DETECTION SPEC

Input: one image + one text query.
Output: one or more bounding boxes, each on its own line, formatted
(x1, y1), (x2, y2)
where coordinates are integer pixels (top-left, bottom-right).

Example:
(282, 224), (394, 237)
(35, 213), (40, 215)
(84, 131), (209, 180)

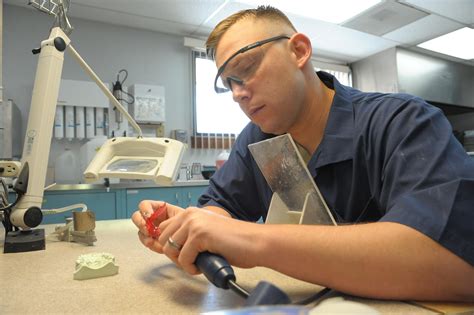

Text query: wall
(3, 4), (222, 183)
(351, 46), (474, 149)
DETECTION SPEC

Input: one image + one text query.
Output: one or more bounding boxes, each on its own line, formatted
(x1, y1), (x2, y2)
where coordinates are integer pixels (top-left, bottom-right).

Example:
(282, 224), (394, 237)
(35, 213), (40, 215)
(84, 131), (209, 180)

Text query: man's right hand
(131, 200), (185, 253)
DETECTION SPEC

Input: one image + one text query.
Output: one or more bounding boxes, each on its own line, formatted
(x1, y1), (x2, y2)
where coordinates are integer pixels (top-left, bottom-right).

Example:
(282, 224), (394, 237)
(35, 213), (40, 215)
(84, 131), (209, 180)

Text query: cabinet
(125, 185), (207, 218)
(40, 189), (123, 224)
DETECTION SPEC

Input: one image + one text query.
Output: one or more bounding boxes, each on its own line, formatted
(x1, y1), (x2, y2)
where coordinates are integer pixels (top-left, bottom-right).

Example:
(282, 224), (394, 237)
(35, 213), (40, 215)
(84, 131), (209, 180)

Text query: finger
(138, 231), (164, 254)
(138, 200), (166, 217)
(161, 225), (189, 267)
(132, 211), (150, 236)
(165, 203), (186, 217)
(131, 210), (145, 226)
(157, 212), (184, 248)
(178, 241), (200, 275)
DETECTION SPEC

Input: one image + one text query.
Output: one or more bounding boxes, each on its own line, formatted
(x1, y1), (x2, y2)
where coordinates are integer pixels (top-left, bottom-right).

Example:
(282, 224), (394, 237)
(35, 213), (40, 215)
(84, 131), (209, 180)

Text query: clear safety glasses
(213, 35), (290, 93)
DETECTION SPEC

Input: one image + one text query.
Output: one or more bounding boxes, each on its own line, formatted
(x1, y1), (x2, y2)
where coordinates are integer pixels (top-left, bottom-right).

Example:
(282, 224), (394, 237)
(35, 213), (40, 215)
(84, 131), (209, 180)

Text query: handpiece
(194, 252), (292, 305)
(195, 251), (236, 289)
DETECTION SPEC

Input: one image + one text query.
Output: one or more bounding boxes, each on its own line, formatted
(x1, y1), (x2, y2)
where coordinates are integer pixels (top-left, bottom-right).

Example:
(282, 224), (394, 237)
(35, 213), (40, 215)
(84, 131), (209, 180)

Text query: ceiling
(5, 0), (474, 65)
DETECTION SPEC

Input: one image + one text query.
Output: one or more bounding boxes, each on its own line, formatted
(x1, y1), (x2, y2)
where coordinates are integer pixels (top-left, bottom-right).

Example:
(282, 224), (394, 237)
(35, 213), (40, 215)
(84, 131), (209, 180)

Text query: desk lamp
(0, 0), (184, 253)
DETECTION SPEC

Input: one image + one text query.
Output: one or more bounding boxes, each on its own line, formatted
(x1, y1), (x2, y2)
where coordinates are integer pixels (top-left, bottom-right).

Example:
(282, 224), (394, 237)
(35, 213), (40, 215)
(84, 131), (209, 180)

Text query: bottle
(54, 105), (64, 139)
(75, 106), (85, 140)
(216, 150), (230, 169)
(65, 105), (75, 141)
(85, 107), (95, 139)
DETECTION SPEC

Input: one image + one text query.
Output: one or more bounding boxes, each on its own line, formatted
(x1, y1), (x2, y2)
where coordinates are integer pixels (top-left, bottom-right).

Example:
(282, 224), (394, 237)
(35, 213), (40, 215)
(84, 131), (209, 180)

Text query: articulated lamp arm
(10, 27), (144, 230)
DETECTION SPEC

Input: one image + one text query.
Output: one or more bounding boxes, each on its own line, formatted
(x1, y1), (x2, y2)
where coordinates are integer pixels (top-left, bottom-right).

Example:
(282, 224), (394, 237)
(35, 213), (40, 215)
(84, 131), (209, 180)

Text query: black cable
(117, 69), (128, 85)
(228, 279), (250, 299)
(228, 277), (330, 306)
(293, 287), (332, 305)
(114, 69), (134, 104)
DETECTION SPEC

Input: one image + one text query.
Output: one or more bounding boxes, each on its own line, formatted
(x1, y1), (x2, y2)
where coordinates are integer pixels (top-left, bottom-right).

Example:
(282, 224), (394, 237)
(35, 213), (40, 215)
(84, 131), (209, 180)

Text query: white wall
(4, 4), (215, 183)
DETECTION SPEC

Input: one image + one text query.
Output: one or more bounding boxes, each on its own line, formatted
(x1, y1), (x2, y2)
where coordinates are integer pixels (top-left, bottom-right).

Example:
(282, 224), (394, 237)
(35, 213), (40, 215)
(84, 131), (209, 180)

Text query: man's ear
(289, 33), (312, 69)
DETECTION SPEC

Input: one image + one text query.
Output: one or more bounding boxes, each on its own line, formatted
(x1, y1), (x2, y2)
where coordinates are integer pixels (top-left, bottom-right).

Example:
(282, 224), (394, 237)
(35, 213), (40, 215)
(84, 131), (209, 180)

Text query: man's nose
(231, 83), (250, 103)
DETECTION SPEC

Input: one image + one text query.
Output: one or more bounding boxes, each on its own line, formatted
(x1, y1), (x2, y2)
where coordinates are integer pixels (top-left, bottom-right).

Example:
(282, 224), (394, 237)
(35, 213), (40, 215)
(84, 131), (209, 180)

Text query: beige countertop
(0, 220), (441, 314)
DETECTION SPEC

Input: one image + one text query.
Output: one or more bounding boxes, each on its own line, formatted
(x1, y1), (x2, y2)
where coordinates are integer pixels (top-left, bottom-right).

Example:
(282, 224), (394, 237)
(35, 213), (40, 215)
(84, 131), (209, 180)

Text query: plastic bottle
(85, 107), (95, 139)
(75, 106), (85, 140)
(216, 150), (230, 169)
(95, 107), (105, 136)
(65, 105), (75, 140)
(55, 149), (78, 184)
(54, 105), (64, 139)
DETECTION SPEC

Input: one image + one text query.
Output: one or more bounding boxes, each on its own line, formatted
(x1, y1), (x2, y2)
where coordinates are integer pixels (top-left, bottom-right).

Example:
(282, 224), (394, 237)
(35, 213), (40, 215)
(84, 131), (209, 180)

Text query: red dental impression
(146, 203), (167, 238)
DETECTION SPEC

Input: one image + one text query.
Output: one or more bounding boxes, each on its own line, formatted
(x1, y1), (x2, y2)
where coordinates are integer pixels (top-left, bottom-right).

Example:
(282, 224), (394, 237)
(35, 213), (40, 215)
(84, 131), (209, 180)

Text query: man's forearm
(203, 205), (232, 218)
(256, 222), (474, 302)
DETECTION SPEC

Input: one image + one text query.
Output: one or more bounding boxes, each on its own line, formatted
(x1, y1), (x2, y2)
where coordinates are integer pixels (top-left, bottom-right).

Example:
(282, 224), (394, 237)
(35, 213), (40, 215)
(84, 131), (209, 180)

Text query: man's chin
(256, 122), (285, 136)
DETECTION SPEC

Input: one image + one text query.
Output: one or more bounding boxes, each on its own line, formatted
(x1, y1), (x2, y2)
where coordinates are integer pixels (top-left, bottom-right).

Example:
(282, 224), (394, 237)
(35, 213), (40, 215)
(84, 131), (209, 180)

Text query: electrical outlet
(156, 123), (165, 137)
(0, 161), (21, 177)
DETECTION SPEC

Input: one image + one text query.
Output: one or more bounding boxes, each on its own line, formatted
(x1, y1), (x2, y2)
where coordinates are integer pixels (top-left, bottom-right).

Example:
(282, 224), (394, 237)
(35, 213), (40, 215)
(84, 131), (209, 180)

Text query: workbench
(0, 220), (455, 314)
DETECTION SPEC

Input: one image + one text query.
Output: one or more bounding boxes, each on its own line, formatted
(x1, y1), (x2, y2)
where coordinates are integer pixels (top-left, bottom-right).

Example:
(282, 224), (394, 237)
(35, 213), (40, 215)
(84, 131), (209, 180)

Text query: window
(192, 51), (352, 146)
(312, 59), (352, 87)
(193, 51), (249, 137)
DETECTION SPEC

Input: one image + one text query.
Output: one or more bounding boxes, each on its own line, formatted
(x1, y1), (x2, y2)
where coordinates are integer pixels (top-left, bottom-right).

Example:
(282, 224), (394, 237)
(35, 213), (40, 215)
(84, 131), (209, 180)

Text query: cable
(117, 69), (128, 85)
(228, 279), (250, 299)
(114, 69), (134, 104)
(42, 203), (88, 215)
(293, 287), (332, 305)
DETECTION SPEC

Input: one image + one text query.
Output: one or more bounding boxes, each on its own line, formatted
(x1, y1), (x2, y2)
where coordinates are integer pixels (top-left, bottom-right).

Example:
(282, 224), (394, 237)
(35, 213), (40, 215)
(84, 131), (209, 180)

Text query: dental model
(73, 252), (119, 280)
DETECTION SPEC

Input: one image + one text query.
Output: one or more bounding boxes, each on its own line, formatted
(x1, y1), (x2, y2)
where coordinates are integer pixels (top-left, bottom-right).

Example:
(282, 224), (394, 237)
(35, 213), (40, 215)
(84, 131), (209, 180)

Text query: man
(132, 6), (474, 301)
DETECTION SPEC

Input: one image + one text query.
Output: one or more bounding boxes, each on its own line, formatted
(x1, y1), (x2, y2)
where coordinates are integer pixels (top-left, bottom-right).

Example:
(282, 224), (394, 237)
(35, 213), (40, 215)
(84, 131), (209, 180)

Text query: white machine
(0, 0), (185, 253)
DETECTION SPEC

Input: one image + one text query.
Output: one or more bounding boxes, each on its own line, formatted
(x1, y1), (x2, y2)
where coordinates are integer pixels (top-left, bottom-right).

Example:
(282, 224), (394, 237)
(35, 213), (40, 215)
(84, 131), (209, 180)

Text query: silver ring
(167, 237), (183, 251)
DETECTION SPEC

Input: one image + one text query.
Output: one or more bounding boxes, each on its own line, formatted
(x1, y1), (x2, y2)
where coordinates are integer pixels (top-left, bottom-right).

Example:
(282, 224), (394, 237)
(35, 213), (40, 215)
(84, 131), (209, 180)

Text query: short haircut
(205, 5), (297, 59)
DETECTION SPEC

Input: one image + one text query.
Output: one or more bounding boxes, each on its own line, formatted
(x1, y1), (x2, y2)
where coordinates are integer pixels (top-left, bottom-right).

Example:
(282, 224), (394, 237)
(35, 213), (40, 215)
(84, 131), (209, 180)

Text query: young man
(132, 6), (474, 301)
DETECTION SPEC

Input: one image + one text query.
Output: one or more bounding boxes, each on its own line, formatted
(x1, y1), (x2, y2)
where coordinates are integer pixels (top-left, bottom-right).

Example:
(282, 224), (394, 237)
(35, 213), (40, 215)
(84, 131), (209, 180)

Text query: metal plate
(248, 134), (336, 225)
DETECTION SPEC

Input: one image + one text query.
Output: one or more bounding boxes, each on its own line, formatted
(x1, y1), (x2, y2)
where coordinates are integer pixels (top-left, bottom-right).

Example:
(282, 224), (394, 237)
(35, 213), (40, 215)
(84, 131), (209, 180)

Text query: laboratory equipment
(1, 0), (184, 253)
(84, 137), (184, 185)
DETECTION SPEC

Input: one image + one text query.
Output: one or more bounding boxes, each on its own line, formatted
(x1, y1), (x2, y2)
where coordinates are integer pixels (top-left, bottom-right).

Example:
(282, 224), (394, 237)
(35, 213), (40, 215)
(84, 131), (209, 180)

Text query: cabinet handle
(188, 192), (192, 200)
(175, 193), (179, 203)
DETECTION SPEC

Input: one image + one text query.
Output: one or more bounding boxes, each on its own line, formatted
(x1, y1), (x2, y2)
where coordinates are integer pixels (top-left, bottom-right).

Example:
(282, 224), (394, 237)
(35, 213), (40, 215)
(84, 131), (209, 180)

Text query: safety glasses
(213, 35), (290, 93)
